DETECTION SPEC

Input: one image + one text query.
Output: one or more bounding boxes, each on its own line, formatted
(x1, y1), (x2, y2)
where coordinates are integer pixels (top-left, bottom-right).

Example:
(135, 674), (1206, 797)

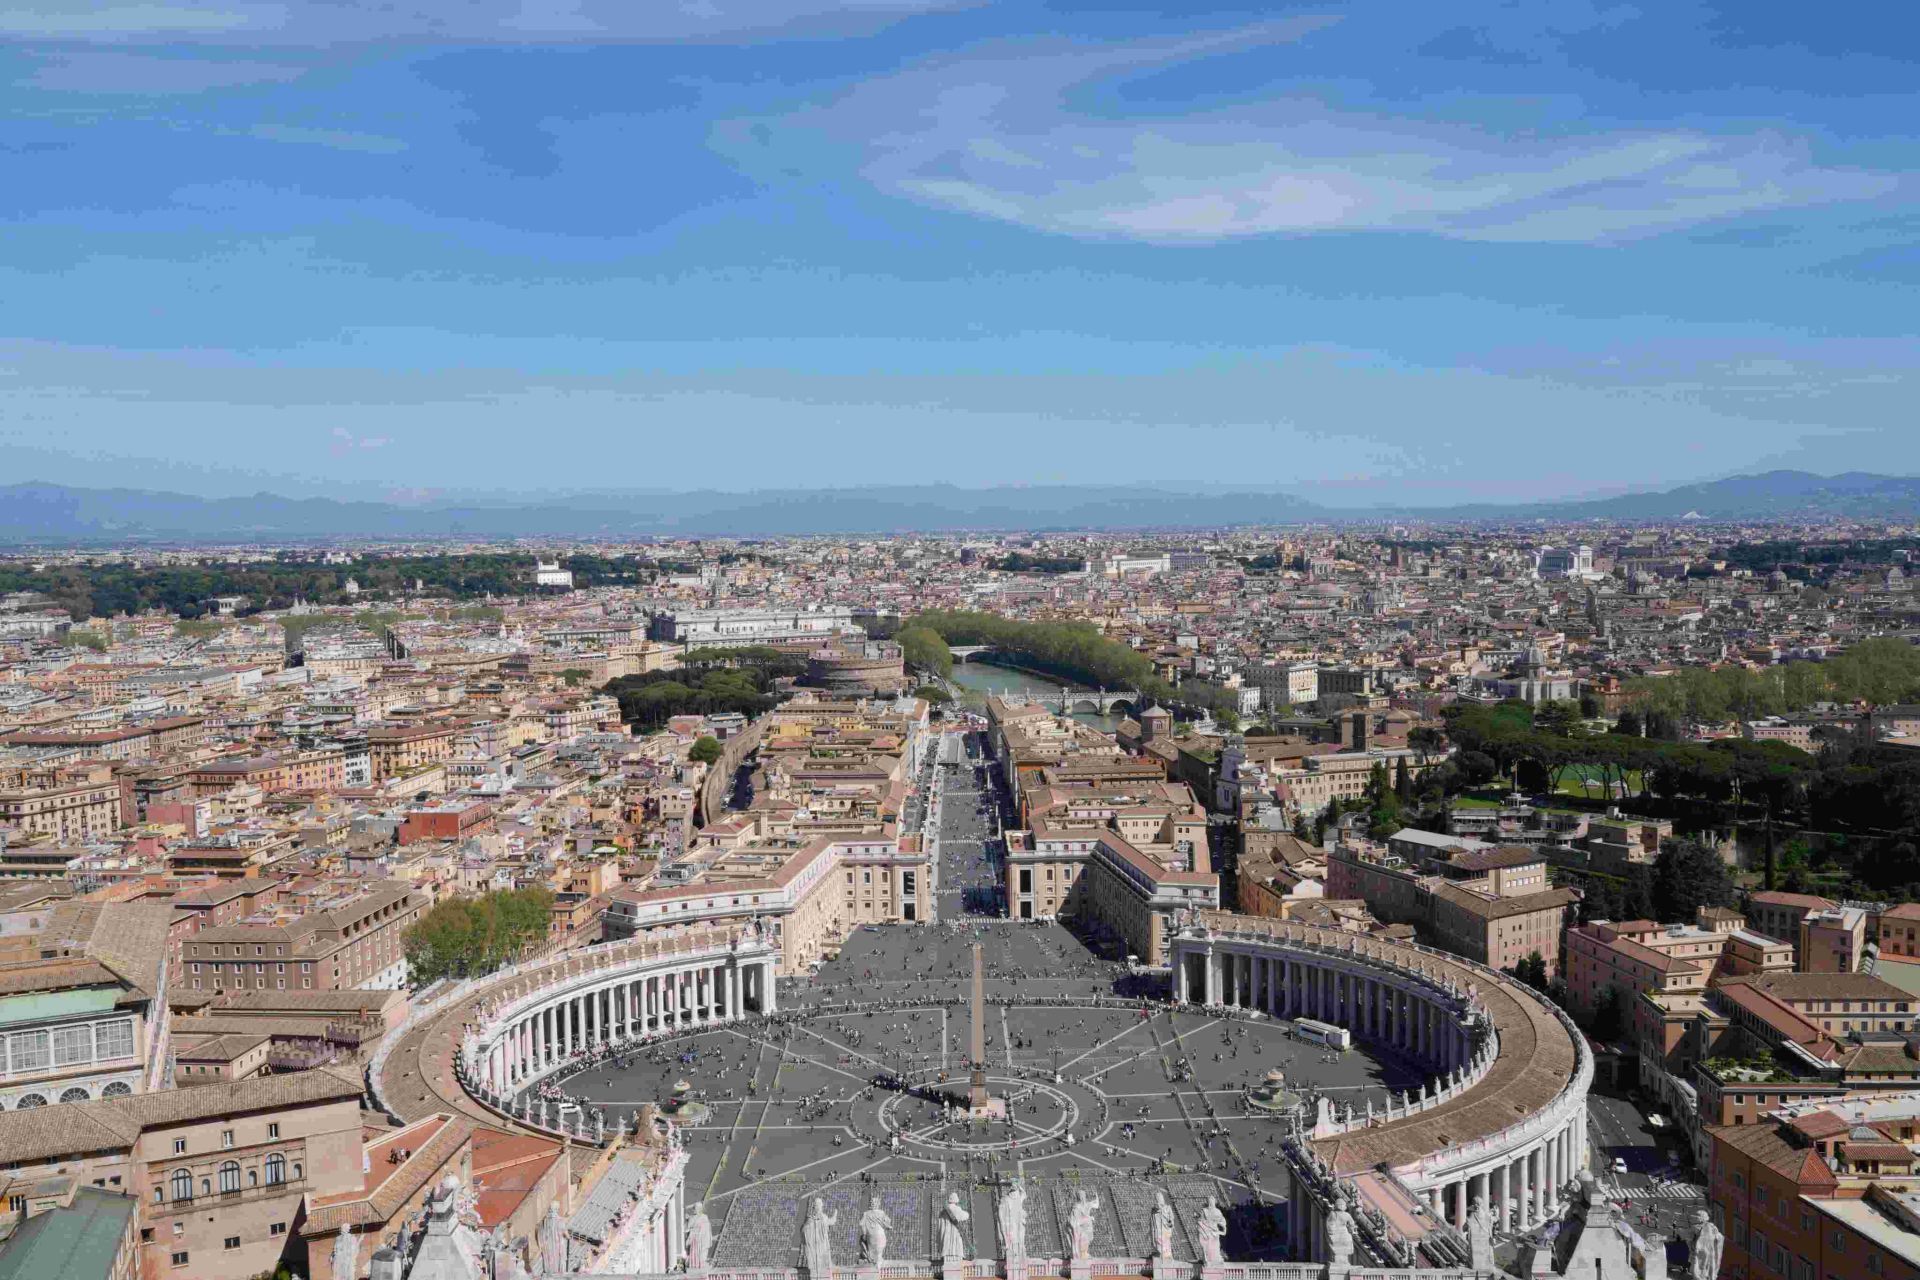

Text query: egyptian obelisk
(968, 942), (992, 1114)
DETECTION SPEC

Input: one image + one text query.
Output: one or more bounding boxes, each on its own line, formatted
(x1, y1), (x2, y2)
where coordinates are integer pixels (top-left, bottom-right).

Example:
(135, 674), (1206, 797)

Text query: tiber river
(944, 658), (1129, 733)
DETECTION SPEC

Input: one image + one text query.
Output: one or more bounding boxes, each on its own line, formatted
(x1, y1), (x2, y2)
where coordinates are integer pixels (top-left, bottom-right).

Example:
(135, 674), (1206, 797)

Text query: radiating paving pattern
(534, 920), (1429, 1265)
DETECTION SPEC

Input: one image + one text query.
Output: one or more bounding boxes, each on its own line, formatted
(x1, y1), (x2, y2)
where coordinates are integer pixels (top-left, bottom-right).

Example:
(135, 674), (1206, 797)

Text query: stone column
(1546, 1132), (1560, 1212)
(1203, 947), (1219, 1005)
(1531, 1145), (1546, 1222)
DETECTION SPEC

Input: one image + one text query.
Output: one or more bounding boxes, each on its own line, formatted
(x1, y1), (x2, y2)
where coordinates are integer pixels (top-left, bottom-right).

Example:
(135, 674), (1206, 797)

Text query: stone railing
(557, 1262), (1453, 1280)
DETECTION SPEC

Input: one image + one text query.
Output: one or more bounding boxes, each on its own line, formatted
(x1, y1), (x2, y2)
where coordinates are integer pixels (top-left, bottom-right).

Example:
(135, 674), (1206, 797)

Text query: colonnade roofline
(374, 923), (780, 1135)
(473, 928), (779, 1041)
(1170, 910), (1589, 1181)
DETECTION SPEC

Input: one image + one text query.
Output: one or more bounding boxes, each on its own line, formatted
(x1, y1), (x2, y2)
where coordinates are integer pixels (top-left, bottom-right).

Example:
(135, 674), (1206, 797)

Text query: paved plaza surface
(525, 920), (1428, 1266)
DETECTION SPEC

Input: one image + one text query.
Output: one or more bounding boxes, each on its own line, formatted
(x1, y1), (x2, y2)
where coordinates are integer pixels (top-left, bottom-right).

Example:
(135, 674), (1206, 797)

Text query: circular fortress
(805, 640), (910, 696)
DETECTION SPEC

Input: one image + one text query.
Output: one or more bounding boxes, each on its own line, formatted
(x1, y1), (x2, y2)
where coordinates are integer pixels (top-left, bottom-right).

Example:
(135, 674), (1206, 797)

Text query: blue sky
(2, 0), (1918, 507)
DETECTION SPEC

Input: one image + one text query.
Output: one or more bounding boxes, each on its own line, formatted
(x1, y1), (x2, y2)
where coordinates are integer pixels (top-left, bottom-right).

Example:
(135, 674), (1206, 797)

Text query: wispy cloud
(0, 0), (965, 45)
(724, 19), (1906, 245)
(20, 50), (306, 94)
(250, 123), (407, 154)
(330, 427), (392, 453)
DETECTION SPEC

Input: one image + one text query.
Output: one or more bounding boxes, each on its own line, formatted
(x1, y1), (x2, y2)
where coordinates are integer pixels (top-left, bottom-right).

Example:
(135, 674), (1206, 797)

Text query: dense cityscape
(0, 518), (1918, 1280)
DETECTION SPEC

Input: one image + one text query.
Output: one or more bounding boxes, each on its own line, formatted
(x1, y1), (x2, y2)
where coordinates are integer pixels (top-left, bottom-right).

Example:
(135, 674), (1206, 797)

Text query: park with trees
(605, 646), (805, 732)
(404, 886), (555, 985)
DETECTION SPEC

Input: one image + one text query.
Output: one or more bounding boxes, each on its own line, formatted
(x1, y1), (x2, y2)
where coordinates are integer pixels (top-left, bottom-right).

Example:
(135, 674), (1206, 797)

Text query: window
(171, 1252), (189, 1268)
(170, 1170), (191, 1202)
(224, 1236), (241, 1251)
(8, 1029), (49, 1074)
(270, 1223), (286, 1237)
(173, 1138), (187, 1155)
(267, 1122), (280, 1139)
(221, 1129), (234, 1149)
(264, 1154), (286, 1185)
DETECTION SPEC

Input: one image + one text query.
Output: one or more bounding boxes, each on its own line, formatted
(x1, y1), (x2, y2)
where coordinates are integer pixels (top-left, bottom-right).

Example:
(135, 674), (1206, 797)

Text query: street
(1584, 1083), (1707, 1245)
(932, 729), (1007, 920)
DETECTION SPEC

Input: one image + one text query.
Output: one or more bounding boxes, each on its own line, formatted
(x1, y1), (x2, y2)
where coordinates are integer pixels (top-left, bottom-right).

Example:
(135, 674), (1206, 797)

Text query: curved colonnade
(374, 926), (778, 1141)
(1168, 911), (1590, 1268)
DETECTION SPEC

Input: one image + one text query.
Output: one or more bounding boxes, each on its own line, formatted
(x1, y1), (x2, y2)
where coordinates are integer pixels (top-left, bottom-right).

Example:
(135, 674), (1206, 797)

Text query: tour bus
(1291, 1018), (1352, 1050)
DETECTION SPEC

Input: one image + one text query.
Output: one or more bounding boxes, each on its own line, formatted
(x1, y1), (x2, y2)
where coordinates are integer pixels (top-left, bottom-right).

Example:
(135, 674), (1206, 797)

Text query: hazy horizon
(6, 2), (1919, 501)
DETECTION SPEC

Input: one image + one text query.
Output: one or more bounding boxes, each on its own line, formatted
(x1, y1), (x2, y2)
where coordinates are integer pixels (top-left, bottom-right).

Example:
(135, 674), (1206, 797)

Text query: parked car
(1612, 1157), (1629, 1175)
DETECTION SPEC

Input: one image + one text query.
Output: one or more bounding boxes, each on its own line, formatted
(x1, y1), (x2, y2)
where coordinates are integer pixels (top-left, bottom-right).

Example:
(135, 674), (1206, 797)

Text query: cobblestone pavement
(536, 920), (1429, 1265)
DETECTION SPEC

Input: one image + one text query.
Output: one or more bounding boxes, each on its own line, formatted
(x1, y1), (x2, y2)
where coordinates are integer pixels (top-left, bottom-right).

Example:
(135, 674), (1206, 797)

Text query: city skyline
(5, 1), (1920, 501)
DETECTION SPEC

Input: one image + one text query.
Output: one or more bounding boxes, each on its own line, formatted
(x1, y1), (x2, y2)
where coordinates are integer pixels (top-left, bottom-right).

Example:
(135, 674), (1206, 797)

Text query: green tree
(67, 628), (107, 651)
(897, 626), (954, 679)
(688, 735), (724, 765)
(1592, 984), (1634, 1041)
(1508, 951), (1549, 990)
(1650, 838), (1736, 922)
(1408, 725), (1445, 764)
(1534, 700), (1581, 738)
(914, 684), (954, 705)
(404, 886), (554, 985)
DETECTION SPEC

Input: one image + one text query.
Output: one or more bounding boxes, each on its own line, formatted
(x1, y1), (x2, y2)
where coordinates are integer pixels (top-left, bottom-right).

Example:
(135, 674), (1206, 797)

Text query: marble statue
(1691, 1209), (1724, 1280)
(938, 1192), (970, 1261)
(686, 1202), (714, 1271)
(1195, 1196), (1227, 1267)
(860, 1197), (893, 1265)
(997, 1177), (1028, 1262)
(539, 1203), (567, 1276)
(1150, 1191), (1176, 1259)
(1467, 1197), (1493, 1270)
(804, 1198), (838, 1278)
(333, 1224), (357, 1280)
(1325, 1209), (1354, 1269)
(1067, 1191), (1099, 1261)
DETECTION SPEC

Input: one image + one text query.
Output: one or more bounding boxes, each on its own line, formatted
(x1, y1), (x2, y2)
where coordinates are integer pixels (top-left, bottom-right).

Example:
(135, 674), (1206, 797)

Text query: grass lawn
(1554, 763), (1644, 798)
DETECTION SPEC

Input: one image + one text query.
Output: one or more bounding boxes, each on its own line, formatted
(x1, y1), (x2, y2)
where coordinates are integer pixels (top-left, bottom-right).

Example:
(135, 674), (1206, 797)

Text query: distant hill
(0, 481), (1329, 541)
(1, 472), (1915, 541)
(1538, 471), (1920, 521)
